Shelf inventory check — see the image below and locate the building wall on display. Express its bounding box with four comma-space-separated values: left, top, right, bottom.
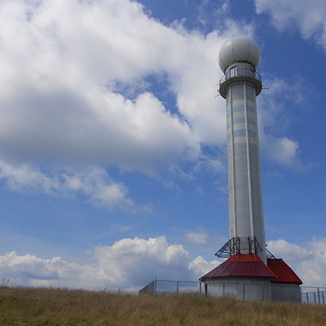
204, 277, 271, 301
271, 283, 302, 303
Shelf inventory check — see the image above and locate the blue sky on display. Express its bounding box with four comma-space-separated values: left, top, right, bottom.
0, 0, 326, 290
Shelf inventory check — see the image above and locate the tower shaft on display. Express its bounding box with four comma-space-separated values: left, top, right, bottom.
220, 62, 266, 262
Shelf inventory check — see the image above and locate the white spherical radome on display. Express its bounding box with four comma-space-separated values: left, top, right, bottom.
218, 36, 261, 72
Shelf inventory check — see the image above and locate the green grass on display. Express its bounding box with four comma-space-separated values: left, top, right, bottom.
0, 286, 326, 325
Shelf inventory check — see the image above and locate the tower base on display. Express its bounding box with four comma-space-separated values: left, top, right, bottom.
267, 258, 302, 303
270, 283, 301, 303
203, 277, 272, 301
200, 254, 302, 303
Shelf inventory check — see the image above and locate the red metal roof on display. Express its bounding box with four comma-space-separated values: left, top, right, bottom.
200, 254, 276, 280
267, 258, 302, 284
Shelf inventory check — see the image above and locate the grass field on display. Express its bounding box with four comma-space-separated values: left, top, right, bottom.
0, 286, 326, 325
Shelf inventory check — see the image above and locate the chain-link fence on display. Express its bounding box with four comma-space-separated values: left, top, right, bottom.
140, 281, 326, 304
139, 279, 202, 296
301, 286, 326, 304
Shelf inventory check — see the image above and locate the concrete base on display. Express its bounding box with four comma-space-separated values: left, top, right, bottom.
271, 283, 301, 303
203, 277, 272, 302
200, 255, 302, 303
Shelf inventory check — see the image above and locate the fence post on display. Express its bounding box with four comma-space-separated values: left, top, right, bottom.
154, 276, 157, 297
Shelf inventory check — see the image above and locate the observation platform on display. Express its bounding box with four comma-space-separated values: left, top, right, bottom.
219, 67, 262, 99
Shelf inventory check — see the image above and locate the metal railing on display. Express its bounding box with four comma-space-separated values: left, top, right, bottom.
301, 286, 326, 304
139, 281, 326, 304
139, 279, 202, 296
219, 68, 261, 86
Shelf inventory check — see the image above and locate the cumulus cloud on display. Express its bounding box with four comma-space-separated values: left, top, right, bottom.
267, 238, 326, 287
296, 238, 326, 286
0, 0, 239, 207
0, 162, 149, 212
0, 0, 227, 173
258, 78, 309, 169
0, 0, 306, 210
262, 136, 303, 169
3, 236, 326, 289
194, 155, 225, 175
189, 255, 221, 277
186, 231, 209, 245
267, 239, 313, 262
0, 236, 217, 289
0, 251, 81, 287
254, 0, 326, 50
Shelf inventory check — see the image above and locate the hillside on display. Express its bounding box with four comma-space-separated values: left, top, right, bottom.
0, 286, 325, 325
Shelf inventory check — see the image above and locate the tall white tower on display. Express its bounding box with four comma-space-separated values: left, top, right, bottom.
200, 36, 302, 303
217, 36, 266, 262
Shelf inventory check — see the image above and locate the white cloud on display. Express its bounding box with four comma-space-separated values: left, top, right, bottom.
189, 255, 220, 277
0, 251, 79, 287
0, 0, 306, 208
0, 0, 225, 173
267, 238, 326, 287
0, 236, 214, 289
91, 236, 194, 287
258, 78, 309, 169
267, 239, 313, 262
3, 236, 326, 290
0, 0, 262, 173
0, 162, 149, 212
186, 231, 209, 245
263, 136, 302, 168
255, 0, 326, 49
0, 0, 248, 208
297, 238, 326, 287
194, 155, 225, 175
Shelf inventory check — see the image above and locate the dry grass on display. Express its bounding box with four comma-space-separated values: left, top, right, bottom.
0, 286, 326, 325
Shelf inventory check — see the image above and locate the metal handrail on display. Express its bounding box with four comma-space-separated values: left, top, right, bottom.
219, 69, 261, 86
